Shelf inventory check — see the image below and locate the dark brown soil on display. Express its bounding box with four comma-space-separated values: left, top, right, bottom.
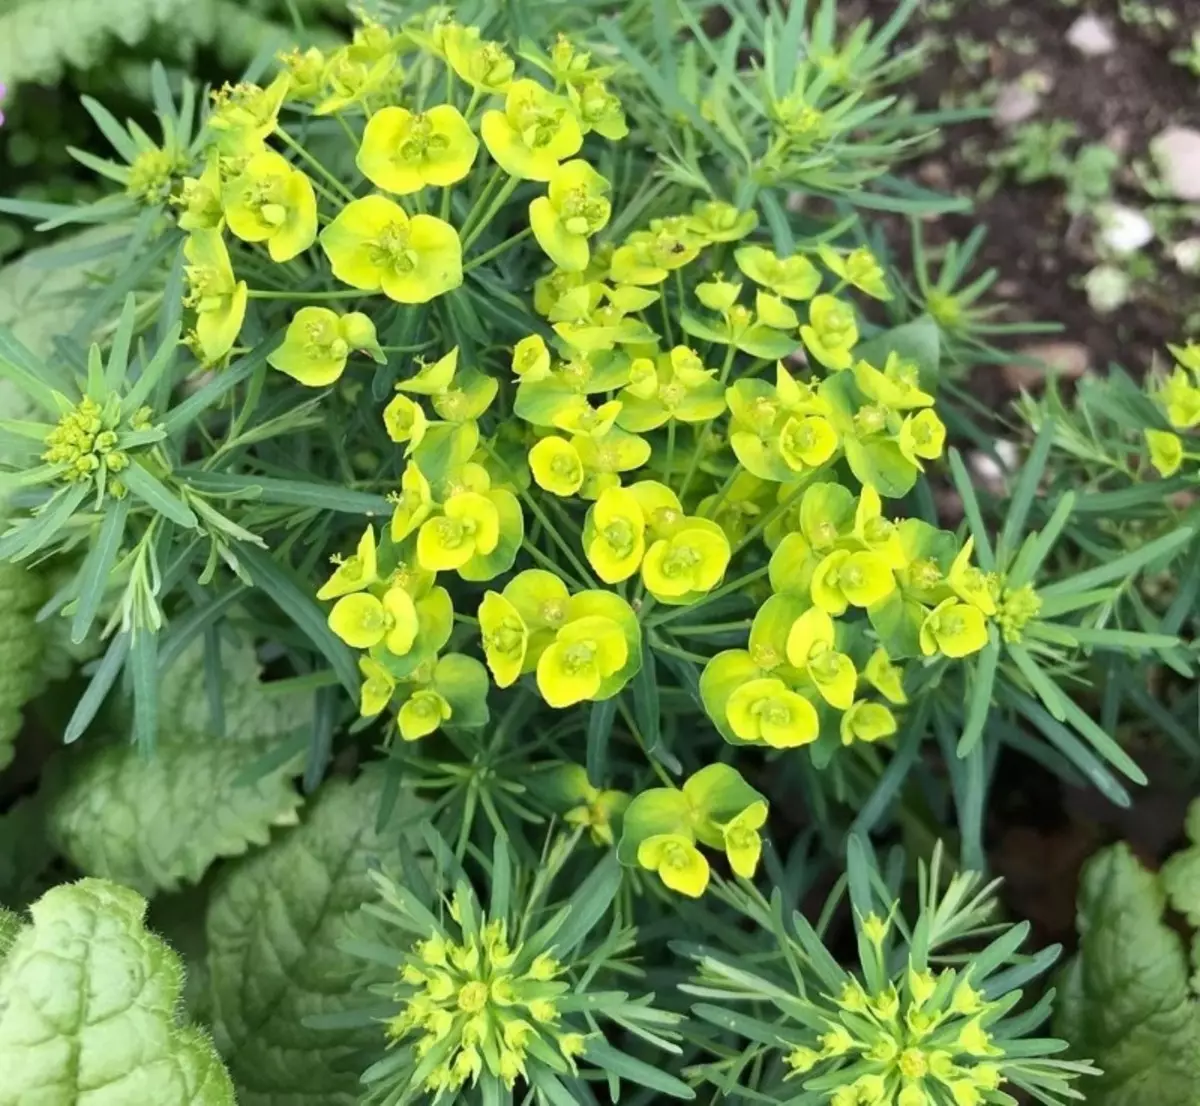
864, 0, 1200, 374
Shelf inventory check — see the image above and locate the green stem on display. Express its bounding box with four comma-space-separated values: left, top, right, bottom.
670, 619, 753, 636
521, 538, 587, 589
274, 127, 357, 203
485, 441, 599, 588
461, 175, 521, 251
453, 612, 480, 627
732, 474, 817, 557
334, 113, 359, 149
677, 343, 738, 501
665, 417, 677, 481
459, 168, 504, 239
649, 634, 711, 665
702, 464, 740, 520
463, 226, 533, 272
246, 288, 366, 301
616, 700, 676, 788
648, 564, 770, 628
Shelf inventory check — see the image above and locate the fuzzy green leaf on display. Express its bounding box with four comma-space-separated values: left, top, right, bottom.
0, 878, 235, 1106
46, 636, 311, 895
1056, 842, 1200, 1106
206, 770, 415, 1106
0, 560, 46, 769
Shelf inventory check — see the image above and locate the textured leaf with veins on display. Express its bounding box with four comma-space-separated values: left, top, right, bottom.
0, 878, 235, 1106
1056, 842, 1200, 1106
47, 635, 309, 895
206, 770, 414, 1106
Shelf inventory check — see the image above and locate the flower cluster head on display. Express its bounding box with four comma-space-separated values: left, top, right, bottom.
684, 844, 1096, 1106
700, 482, 992, 760
163, 12, 629, 366
618, 764, 768, 897
43, 395, 154, 498
352, 839, 684, 1105
387, 902, 580, 1095
1144, 342, 1200, 477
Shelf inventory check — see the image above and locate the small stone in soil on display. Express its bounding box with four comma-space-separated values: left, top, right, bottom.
1151, 127, 1200, 202
1007, 341, 1091, 389
1066, 14, 1117, 57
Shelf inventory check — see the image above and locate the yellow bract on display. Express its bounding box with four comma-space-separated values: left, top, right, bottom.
536, 614, 628, 708
183, 229, 247, 364
320, 194, 462, 303
636, 834, 710, 898
327, 587, 418, 654
357, 105, 479, 195
529, 160, 612, 272
478, 592, 527, 688
529, 436, 585, 497
586, 487, 646, 583
417, 491, 501, 571
317, 525, 378, 600
223, 149, 317, 262
269, 307, 382, 387
480, 79, 582, 181
641, 521, 730, 599
726, 677, 819, 748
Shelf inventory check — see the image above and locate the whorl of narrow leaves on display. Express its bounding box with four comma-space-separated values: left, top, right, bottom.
0, 878, 236, 1106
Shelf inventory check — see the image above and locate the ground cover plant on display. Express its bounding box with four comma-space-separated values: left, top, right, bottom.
0, 2, 1196, 1105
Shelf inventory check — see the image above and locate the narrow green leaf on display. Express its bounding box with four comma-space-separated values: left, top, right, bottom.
121, 464, 198, 529
178, 469, 392, 516
0, 327, 65, 413
123, 330, 181, 417
957, 634, 999, 757
162, 346, 267, 435
632, 641, 661, 760
947, 448, 995, 571
65, 632, 131, 744
1039, 527, 1194, 598
0, 482, 89, 561
586, 696, 617, 788
79, 97, 138, 162
997, 419, 1056, 565
130, 630, 159, 754
1006, 491, 1076, 589
105, 294, 137, 392
1008, 644, 1069, 722
238, 544, 359, 698
582, 1040, 695, 1099
72, 497, 130, 644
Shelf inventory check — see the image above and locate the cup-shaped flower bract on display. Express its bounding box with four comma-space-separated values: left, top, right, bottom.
800, 294, 859, 371
641, 519, 731, 601
417, 491, 500, 573
268, 307, 383, 387
320, 194, 462, 303
725, 676, 820, 748
357, 104, 479, 194
183, 228, 247, 363
222, 149, 317, 262
537, 614, 628, 708
481, 78, 583, 181
919, 598, 989, 659
530, 160, 612, 272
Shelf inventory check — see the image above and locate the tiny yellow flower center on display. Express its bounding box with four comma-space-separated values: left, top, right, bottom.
562, 641, 597, 673
373, 221, 418, 273
457, 981, 488, 1013
603, 519, 636, 555
899, 1048, 928, 1079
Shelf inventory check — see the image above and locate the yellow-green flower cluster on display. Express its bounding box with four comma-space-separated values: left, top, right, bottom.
1144, 342, 1200, 477
617, 764, 768, 898
42, 395, 154, 497
700, 482, 992, 754
387, 897, 584, 1095
318, 521, 490, 743
173, 16, 627, 368
782, 916, 1010, 1106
